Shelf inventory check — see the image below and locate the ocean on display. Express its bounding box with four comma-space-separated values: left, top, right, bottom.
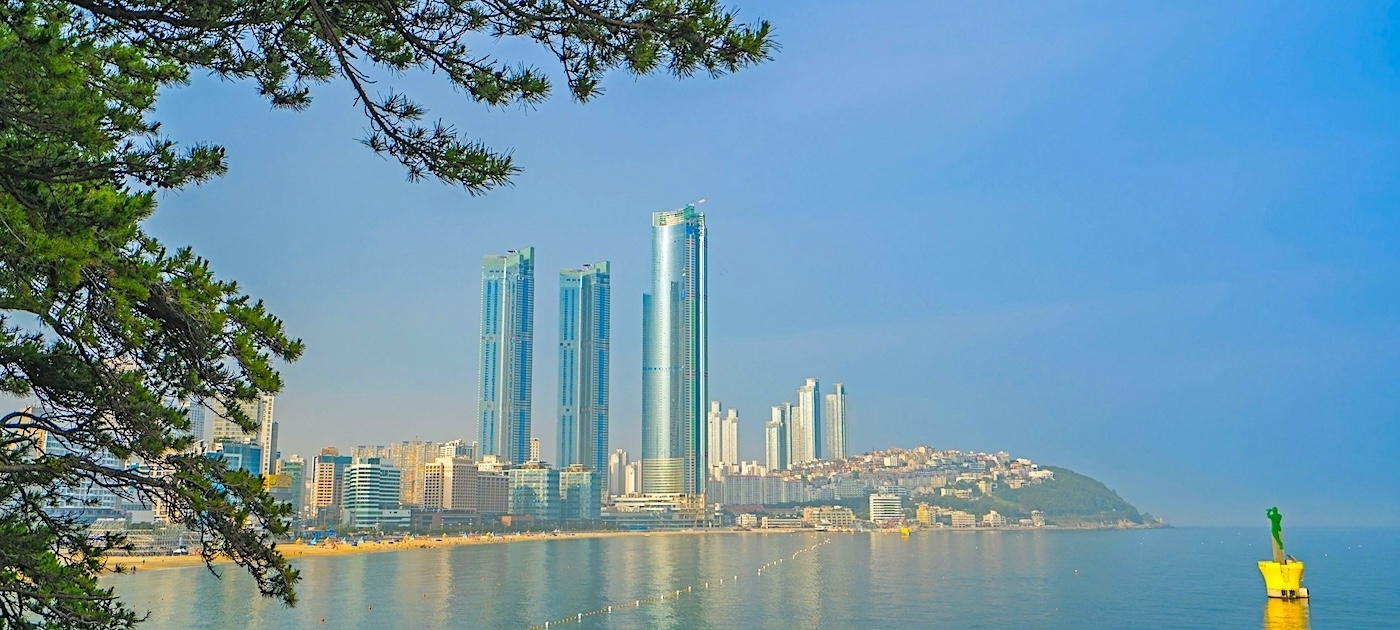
108, 527, 1398, 629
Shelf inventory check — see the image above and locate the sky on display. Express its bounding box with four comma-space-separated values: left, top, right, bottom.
137, 1, 1400, 526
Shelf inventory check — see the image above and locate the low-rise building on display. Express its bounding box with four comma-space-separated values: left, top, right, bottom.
559, 466, 600, 524
869, 493, 903, 524
506, 464, 560, 524
801, 505, 856, 529
476, 472, 509, 515
761, 515, 806, 529
341, 458, 409, 529
950, 510, 976, 528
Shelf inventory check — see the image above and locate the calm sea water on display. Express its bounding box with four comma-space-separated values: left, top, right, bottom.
108, 527, 1398, 629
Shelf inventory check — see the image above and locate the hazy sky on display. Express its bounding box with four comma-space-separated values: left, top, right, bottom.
140, 1, 1400, 525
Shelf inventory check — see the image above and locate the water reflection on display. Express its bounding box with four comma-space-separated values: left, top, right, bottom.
106, 529, 1393, 629
1262, 599, 1310, 630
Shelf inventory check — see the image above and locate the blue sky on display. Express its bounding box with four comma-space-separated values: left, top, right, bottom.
143, 1, 1400, 525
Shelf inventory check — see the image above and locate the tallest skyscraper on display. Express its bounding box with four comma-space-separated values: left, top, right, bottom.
642, 203, 708, 495
478, 247, 535, 464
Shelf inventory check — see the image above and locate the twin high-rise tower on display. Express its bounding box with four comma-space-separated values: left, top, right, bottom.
478, 248, 536, 465
476, 202, 706, 498
477, 249, 614, 471
642, 204, 708, 496
556, 262, 611, 489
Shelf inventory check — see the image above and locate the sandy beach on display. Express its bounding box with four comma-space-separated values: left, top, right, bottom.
104, 529, 756, 573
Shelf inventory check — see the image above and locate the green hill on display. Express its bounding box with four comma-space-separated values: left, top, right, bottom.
905, 466, 1147, 526
989, 466, 1144, 525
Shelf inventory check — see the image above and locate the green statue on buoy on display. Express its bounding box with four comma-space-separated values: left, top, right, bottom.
1257, 506, 1308, 599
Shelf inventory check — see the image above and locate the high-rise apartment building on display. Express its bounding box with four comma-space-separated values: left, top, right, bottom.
208, 394, 276, 474
766, 405, 788, 471
707, 402, 740, 476
793, 378, 821, 464
777, 401, 799, 468
204, 392, 275, 476
351, 444, 391, 462
623, 461, 642, 495
556, 261, 610, 498
608, 449, 629, 498
824, 383, 848, 460
181, 400, 206, 448
26, 411, 122, 516
722, 408, 739, 466
438, 439, 473, 460
254, 394, 277, 475
706, 401, 724, 477
642, 204, 707, 495
478, 247, 535, 464
529, 437, 540, 463
208, 399, 247, 443
353, 441, 439, 507
311, 447, 353, 521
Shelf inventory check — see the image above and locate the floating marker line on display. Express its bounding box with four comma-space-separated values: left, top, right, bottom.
523, 537, 832, 630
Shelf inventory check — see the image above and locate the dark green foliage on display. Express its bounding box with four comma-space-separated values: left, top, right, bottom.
1, 1, 771, 627
991, 466, 1144, 525
61, 0, 774, 192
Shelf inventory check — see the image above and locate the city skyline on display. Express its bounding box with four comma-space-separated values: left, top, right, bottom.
136, 2, 1400, 525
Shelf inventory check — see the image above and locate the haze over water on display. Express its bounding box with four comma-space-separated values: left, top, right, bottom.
110, 528, 1397, 629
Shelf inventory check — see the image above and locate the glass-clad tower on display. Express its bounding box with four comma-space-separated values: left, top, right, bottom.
557, 261, 611, 496
642, 204, 707, 495
478, 247, 535, 464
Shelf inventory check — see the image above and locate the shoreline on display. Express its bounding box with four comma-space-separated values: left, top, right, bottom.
104, 529, 804, 573
104, 524, 1168, 573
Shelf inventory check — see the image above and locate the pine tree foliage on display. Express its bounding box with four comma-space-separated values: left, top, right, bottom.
0, 1, 771, 627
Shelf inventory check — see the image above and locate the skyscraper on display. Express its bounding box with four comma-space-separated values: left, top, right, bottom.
781, 400, 804, 466
824, 383, 848, 460
206, 394, 275, 475
182, 400, 206, 448
766, 405, 789, 471
557, 261, 611, 497
642, 204, 707, 495
478, 247, 535, 464
311, 447, 353, 524
706, 401, 724, 478
793, 378, 822, 464
255, 394, 277, 476
608, 449, 629, 498
722, 408, 739, 466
